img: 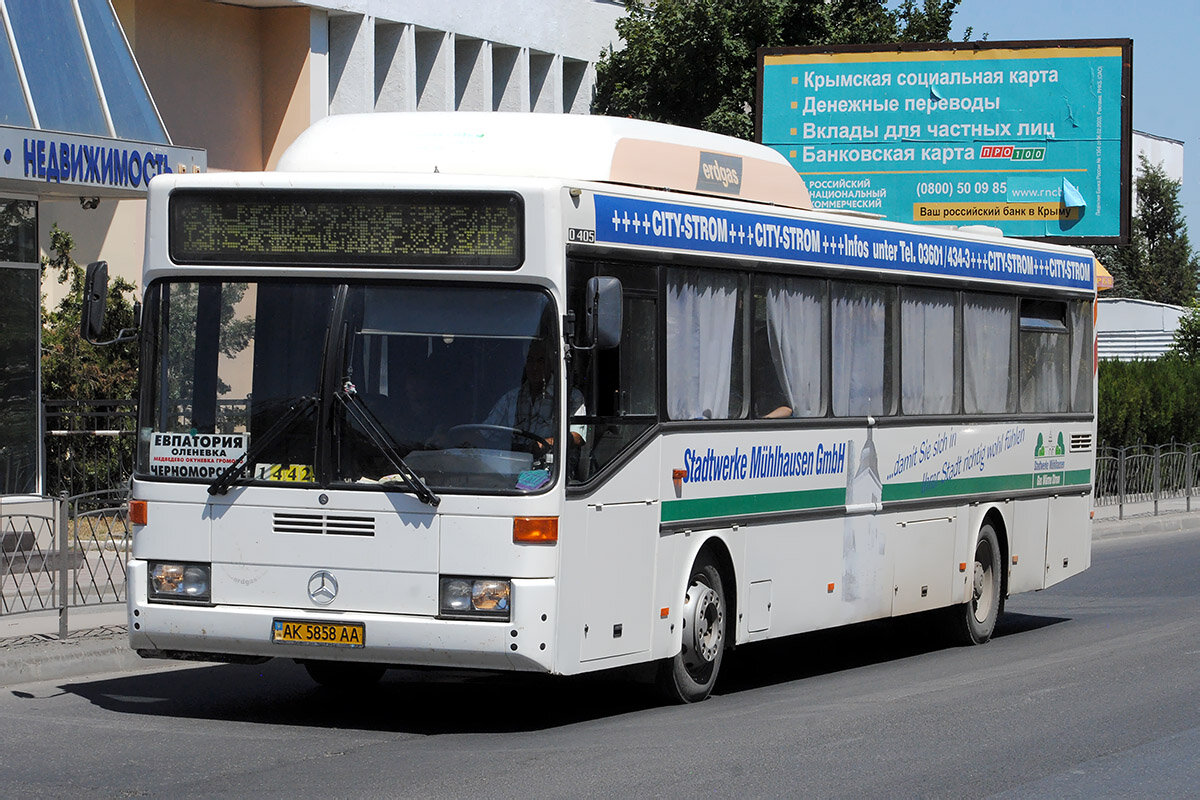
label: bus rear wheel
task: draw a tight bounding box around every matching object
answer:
[302,659,387,690]
[656,554,727,703]
[946,522,1002,645]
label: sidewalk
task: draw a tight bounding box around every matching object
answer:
[3,507,1199,688]
[0,603,141,687]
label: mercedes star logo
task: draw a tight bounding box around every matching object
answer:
[307,570,338,605]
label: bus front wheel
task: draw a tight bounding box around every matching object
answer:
[946,522,1002,645]
[656,554,727,703]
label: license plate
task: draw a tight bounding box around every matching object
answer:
[272,619,365,648]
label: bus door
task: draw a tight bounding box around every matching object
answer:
[567,261,661,663]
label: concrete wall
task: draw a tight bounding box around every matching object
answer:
[328,13,607,115]
[315,0,621,63]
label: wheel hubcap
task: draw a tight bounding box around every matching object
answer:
[972,542,994,623]
[681,579,724,672]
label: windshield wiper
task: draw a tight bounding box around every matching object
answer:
[336,381,441,507]
[207,396,318,495]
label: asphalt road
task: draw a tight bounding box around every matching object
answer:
[1,528,1197,799]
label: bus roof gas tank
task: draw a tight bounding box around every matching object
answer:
[276,112,813,210]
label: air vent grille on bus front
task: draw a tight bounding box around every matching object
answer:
[273,513,375,536]
[1069,433,1093,453]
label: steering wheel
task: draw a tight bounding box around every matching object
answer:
[446,423,552,456]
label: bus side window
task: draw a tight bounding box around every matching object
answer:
[963,293,1017,414]
[1019,298,1070,413]
[665,267,747,420]
[831,281,895,417]
[752,275,827,418]
[900,287,957,415]
[568,261,658,484]
[613,293,657,415]
[1069,300,1094,413]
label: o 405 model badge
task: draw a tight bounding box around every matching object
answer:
[307,570,338,605]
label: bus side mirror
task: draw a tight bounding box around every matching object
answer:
[585,276,622,350]
[81,261,109,343]
[80,260,139,346]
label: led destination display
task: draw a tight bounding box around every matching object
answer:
[169,190,523,267]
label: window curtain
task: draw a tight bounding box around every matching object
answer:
[1069,301,1093,413]
[901,288,955,414]
[963,296,1013,414]
[832,284,887,417]
[667,269,739,420]
[763,276,823,417]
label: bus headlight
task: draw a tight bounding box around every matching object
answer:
[439,576,510,620]
[148,562,211,604]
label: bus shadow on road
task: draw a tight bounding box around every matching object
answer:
[61,658,666,733]
[715,609,1069,695]
[59,610,1067,732]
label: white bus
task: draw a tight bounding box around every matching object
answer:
[113,113,1096,702]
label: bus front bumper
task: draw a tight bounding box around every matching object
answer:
[126,560,557,673]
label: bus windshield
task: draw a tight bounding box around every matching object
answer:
[137,280,562,494]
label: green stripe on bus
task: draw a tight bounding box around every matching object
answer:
[660,469,1092,524]
[884,473,1031,502]
[883,469,1092,502]
[660,487,846,523]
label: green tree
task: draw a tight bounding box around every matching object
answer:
[1098,357,1200,446]
[1169,299,1200,361]
[40,224,140,401]
[593,0,961,139]
[1094,154,1199,305]
[40,224,141,496]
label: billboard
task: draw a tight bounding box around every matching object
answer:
[758,40,1132,243]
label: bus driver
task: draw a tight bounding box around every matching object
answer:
[484,341,587,454]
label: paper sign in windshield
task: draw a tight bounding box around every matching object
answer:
[148,433,247,479]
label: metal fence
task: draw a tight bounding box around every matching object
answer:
[0,401,136,634]
[1094,444,1200,519]
[0,489,130,636]
[44,399,136,499]
[8,399,251,631]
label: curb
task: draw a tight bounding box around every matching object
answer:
[0,629,143,688]
[1093,513,1200,540]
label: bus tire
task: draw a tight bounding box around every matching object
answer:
[946,522,1002,645]
[656,553,727,703]
[302,659,387,690]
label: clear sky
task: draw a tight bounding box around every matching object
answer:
[951,0,1200,237]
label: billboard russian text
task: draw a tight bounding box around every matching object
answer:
[758,40,1132,243]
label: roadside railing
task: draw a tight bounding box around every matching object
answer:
[1095,444,1200,519]
[0,490,130,637]
[44,399,136,500]
[2,399,258,635]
